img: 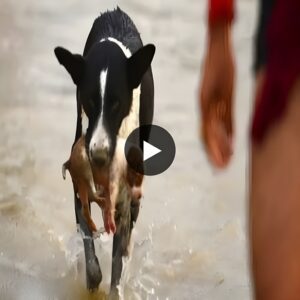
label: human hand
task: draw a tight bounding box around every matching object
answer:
[199,23,235,168]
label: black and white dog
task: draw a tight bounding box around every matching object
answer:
[54,7,155,294]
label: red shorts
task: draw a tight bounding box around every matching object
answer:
[251,0,300,143]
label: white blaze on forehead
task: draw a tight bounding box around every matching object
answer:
[100,69,108,100]
[99,68,108,123]
[89,68,109,152]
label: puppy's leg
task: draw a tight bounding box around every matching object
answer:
[78,182,97,232]
[105,183,117,235]
[101,188,116,235]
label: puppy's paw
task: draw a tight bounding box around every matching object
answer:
[103,209,116,234]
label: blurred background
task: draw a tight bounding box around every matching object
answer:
[0,0,257,299]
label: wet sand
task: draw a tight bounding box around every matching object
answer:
[0,0,256,299]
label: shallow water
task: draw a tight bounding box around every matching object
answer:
[0,0,256,299]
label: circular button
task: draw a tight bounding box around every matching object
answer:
[125,124,176,176]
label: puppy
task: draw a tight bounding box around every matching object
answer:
[63,136,144,234]
[62,135,106,232]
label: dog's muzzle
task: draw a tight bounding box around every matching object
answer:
[90,147,109,166]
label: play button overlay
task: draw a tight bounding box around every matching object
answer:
[143,141,161,161]
[125,125,176,176]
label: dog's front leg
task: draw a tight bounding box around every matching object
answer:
[74,189,102,291]
[110,185,132,298]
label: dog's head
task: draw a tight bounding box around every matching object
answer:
[54,40,155,166]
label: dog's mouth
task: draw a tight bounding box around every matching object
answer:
[91,153,109,167]
[88,145,112,166]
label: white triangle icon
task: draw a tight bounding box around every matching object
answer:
[143,141,161,161]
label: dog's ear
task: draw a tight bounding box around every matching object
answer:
[127,44,155,89]
[54,46,84,85]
